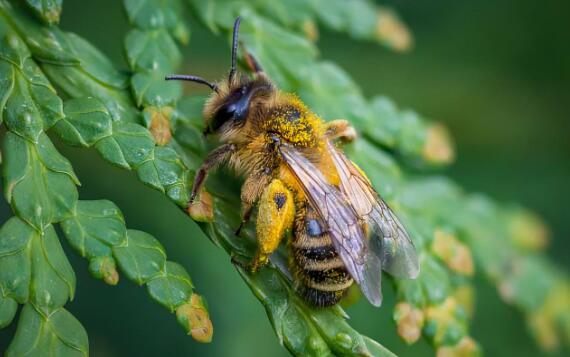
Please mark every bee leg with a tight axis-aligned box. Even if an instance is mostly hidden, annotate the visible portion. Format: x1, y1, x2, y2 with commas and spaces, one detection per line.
190, 144, 236, 204
250, 179, 295, 272
324, 119, 357, 143
235, 171, 272, 236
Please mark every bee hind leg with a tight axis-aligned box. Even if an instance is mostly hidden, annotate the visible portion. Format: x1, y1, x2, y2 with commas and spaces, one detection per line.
324, 119, 357, 143
250, 179, 295, 272
235, 171, 272, 236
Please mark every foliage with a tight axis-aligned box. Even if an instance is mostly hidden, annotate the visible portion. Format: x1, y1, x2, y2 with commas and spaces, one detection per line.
0, 0, 568, 356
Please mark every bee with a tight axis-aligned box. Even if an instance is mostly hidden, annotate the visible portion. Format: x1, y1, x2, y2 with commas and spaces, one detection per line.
166, 17, 419, 307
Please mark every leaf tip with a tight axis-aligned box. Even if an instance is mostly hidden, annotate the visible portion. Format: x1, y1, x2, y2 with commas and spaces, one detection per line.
144, 106, 173, 146
422, 123, 455, 165
188, 190, 214, 222
394, 302, 425, 344
89, 256, 120, 285
176, 293, 213, 343
431, 230, 474, 277
376, 9, 413, 52
436, 336, 481, 357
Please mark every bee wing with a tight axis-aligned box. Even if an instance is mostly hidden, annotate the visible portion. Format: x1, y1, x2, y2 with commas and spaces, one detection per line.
279, 143, 384, 306
327, 141, 419, 279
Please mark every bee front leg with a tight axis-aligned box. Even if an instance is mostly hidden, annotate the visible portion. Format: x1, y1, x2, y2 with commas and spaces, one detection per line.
250, 179, 295, 272
190, 144, 236, 203
324, 119, 357, 143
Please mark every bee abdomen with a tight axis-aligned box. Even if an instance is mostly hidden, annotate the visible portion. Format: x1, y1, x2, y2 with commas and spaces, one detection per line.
291, 205, 353, 307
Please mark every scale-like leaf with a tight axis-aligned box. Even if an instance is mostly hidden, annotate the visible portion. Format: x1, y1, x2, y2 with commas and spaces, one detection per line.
113, 229, 167, 285
0, 295, 17, 328
61, 200, 127, 259
32, 225, 76, 312
124, 0, 185, 30
131, 71, 182, 107
3, 132, 77, 230
95, 121, 155, 169
125, 28, 181, 72
24, 0, 62, 25
56, 98, 114, 147
137, 146, 188, 202
0, 1, 78, 64
0, 217, 35, 303
147, 261, 194, 311
6, 304, 88, 357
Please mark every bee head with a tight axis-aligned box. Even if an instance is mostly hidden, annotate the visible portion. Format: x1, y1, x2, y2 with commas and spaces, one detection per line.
166, 17, 272, 138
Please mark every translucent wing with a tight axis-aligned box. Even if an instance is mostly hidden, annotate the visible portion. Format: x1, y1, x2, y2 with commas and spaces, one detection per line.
327, 141, 419, 279
279, 143, 384, 306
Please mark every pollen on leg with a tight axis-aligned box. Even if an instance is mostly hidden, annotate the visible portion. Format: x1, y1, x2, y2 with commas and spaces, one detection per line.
252, 179, 295, 270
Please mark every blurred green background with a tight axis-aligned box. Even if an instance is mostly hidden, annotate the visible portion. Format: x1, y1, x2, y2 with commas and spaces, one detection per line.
1, 0, 569, 356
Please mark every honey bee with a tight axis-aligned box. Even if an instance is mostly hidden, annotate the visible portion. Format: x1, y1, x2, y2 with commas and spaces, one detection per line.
166, 17, 419, 307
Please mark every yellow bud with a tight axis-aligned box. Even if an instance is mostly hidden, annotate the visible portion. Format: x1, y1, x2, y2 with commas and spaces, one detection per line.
526, 283, 570, 351
432, 230, 474, 276
527, 312, 559, 351
423, 123, 455, 165
176, 294, 213, 343
425, 297, 459, 346
302, 20, 319, 42
508, 210, 549, 251
376, 9, 413, 52
188, 190, 214, 222
394, 302, 425, 344
89, 256, 119, 286
436, 336, 480, 357
453, 285, 475, 318
145, 106, 173, 146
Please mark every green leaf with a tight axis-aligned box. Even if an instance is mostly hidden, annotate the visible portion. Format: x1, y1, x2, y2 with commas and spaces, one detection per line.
124, 0, 185, 30
55, 97, 114, 147
363, 336, 397, 357
238, 266, 332, 356
95, 121, 155, 169
113, 229, 167, 285
1, 57, 63, 141
147, 261, 194, 312
0, 219, 74, 313
298, 62, 370, 126
345, 139, 402, 199
136, 146, 189, 206
239, 11, 317, 89
131, 70, 182, 107
24, 0, 62, 25
0, 32, 30, 69
0, 295, 18, 328
6, 304, 88, 357
65, 33, 129, 90
125, 28, 181, 72
364, 96, 401, 147
3, 132, 78, 230
42, 62, 140, 123
0, 217, 34, 303
60, 200, 127, 259
36, 132, 80, 185
0, 1, 79, 65
238, 265, 376, 356
31, 225, 75, 313
401, 255, 450, 307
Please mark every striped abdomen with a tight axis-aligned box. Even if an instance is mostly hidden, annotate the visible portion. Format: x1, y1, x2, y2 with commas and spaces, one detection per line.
290, 203, 353, 307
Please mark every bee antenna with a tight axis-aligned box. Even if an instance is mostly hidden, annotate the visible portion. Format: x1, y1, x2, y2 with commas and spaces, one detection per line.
165, 74, 219, 93
229, 16, 241, 83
